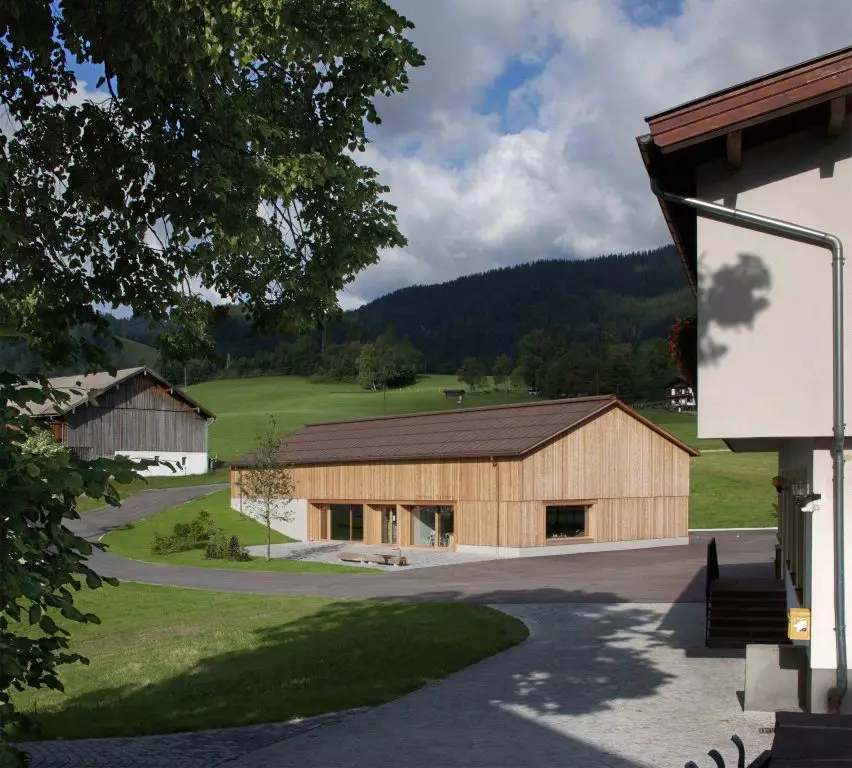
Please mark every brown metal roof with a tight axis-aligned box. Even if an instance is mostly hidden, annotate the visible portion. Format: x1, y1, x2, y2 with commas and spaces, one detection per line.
637, 44, 852, 292
232, 395, 698, 467
23, 367, 215, 420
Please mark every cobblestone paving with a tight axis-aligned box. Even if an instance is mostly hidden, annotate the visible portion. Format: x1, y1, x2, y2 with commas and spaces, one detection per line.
18, 711, 362, 768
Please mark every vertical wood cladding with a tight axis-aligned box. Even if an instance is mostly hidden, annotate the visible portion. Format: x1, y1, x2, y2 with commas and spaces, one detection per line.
235, 405, 691, 547
63, 372, 208, 456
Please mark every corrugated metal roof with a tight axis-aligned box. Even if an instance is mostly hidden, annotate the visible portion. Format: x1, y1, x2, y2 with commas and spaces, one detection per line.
23, 367, 215, 419
233, 395, 698, 466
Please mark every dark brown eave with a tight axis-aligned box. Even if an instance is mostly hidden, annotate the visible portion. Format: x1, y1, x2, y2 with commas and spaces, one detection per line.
637, 45, 852, 293
645, 44, 852, 152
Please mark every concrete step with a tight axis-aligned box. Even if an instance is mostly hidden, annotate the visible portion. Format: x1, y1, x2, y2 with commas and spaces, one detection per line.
707, 637, 791, 649
712, 616, 787, 627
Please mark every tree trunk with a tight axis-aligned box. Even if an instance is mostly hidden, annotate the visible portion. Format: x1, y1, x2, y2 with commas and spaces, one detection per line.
266, 517, 271, 561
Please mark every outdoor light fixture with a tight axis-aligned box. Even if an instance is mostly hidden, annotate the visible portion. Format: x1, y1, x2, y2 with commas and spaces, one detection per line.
792, 481, 821, 505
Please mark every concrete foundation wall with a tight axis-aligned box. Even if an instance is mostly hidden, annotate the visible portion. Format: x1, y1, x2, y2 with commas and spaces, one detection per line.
457, 536, 689, 558
231, 497, 308, 542
117, 450, 208, 476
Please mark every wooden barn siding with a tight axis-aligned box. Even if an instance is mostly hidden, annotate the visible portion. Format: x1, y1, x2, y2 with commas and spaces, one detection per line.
65, 374, 207, 456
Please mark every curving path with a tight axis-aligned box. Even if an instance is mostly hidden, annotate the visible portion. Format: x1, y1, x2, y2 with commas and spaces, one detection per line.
18, 487, 778, 767
73, 485, 777, 604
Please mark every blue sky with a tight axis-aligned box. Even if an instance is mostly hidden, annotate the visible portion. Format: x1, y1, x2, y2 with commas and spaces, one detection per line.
52, 1, 852, 309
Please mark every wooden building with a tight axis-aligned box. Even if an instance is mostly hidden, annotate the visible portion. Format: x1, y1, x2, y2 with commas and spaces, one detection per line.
28, 367, 216, 476
231, 395, 698, 556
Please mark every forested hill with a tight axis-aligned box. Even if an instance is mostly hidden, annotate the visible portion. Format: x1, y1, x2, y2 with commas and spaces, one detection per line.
348, 245, 694, 372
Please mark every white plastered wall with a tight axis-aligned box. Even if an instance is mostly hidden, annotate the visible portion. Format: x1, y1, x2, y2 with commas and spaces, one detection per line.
695, 123, 852, 440
116, 451, 208, 476
231, 497, 308, 542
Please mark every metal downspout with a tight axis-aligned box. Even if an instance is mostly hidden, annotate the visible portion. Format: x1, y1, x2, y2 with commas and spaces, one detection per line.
650, 180, 847, 710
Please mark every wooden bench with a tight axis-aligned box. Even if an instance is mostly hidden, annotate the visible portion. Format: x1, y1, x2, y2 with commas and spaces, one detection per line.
339, 550, 408, 567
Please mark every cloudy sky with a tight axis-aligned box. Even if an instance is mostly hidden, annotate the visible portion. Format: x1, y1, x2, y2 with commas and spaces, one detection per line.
335, 0, 852, 309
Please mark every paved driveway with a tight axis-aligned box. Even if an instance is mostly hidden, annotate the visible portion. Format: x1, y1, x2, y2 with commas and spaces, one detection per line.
17, 488, 781, 767
20, 603, 776, 768
77, 485, 777, 604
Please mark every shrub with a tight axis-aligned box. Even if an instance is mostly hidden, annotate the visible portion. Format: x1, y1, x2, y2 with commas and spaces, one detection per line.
150, 510, 224, 555
188, 510, 217, 543
204, 533, 251, 561
151, 532, 193, 554
173, 523, 192, 539
204, 532, 229, 560
228, 535, 251, 562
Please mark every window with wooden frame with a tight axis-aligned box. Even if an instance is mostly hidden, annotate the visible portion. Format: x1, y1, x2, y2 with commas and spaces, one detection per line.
545, 505, 588, 540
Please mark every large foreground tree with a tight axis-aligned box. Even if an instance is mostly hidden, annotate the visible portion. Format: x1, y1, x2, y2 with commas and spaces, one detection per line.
0, 2, 423, 762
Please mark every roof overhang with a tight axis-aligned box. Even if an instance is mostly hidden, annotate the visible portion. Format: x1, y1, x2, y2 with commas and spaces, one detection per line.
637, 44, 852, 293
33, 367, 216, 420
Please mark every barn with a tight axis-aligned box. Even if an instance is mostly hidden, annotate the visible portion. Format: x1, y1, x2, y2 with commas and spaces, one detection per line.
27, 367, 216, 476
231, 395, 698, 557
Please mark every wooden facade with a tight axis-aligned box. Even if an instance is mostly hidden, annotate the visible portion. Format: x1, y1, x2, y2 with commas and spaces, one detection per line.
232, 405, 694, 551
46, 370, 210, 460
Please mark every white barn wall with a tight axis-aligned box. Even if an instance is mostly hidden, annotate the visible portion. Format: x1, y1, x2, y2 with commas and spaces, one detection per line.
117, 450, 208, 476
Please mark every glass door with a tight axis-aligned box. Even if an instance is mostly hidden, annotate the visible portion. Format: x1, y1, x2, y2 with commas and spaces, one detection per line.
381, 506, 398, 545
329, 504, 364, 541
411, 505, 454, 548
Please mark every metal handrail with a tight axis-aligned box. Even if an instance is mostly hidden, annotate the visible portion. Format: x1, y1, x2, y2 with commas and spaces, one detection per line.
706, 537, 720, 645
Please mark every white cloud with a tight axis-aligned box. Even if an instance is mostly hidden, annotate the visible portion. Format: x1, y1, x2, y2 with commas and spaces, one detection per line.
339, 0, 852, 307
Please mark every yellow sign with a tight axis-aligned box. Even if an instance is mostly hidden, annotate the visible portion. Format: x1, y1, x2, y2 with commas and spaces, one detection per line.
788, 608, 811, 640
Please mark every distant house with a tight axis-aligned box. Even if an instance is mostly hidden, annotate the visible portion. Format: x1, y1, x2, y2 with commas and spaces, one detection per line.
26, 367, 215, 475
666, 378, 696, 412
231, 395, 697, 555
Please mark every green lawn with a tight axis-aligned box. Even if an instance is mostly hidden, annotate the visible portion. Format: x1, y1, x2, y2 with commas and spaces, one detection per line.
188, 374, 530, 461
637, 408, 726, 450
690, 451, 777, 528
10, 583, 528, 740
76, 467, 231, 514
102, 489, 378, 573
637, 409, 777, 528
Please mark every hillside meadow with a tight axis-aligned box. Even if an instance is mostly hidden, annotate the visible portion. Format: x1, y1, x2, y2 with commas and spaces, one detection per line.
183, 375, 776, 529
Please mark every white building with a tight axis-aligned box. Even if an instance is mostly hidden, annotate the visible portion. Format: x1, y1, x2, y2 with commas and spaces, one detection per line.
667, 378, 696, 412
639, 45, 852, 714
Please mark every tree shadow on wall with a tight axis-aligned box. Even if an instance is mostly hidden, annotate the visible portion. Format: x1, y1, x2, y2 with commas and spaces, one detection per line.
698, 252, 772, 369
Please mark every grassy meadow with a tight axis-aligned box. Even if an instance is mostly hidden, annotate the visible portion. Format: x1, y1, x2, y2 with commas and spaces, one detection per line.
11, 583, 527, 740
188, 374, 529, 461
174, 374, 775, 529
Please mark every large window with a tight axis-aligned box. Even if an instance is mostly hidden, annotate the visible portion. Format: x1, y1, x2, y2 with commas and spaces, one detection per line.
329, 504, 364, 542
411, 505, 455, 548
546, 505, 587, 540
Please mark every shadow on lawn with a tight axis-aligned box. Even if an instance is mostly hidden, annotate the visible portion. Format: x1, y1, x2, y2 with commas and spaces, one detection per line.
21, 584, 726, 740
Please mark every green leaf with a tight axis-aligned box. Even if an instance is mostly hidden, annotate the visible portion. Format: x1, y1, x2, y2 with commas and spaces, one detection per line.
39, 615, 58, 634
28, 605, 41, 626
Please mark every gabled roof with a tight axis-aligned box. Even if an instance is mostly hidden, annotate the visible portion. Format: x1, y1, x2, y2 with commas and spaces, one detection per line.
232, 395, 698, 467
25, 367, 215, 420
636, 45, 852, 292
